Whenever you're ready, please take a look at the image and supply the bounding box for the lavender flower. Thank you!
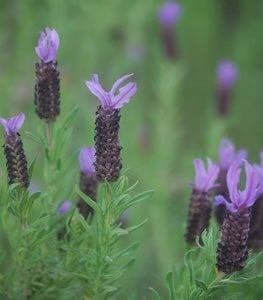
[158,1,182,60]
[77,147,98,218]
[248,153,263,250]
[85,74,137,182]
[34,27,60,122]
[0,113,29,188]
[215,138,247,224]
[216,61,239,117]
[215,160,261,273]
[158,1,182,27]
[58,200,72,214]
[35,27,60,63]
[185,158,219,245]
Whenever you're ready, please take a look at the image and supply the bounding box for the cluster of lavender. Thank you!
[0,27,137,221]
[185,138,263,274]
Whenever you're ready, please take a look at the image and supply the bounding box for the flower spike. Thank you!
[0,113,29,188]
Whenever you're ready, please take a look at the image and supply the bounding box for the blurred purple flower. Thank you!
[85,74,137,109]
[158,1,182,27]
[215,160,261,213]
[191,158,219,192]
[217,61,238,89]
[35,27,60,63]
[58,201,72,215]
[0,112,25,136]
[79,147,96,175]
[218,138,247,170]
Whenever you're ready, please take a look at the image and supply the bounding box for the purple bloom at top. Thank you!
[158,1,182,27]
[191,158,219,192]
[0,112,25,136]
[58,200,72,215]
[216,61,239,89]
[79,147,96,175]
[218,138,247,171]
[85,74,137,109]
[35,27,60,63]
[215,160,261,213]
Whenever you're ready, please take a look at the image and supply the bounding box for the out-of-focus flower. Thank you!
[0,113,29,188]
[79,147,96,175]
[35,27,60,63]
[158,1,182,27]
[217,61,238,89]
[215,60,239,117]
[58,201,72,215]
[77,147,97,219]
[85,74,137,109]
[185,158,219,245]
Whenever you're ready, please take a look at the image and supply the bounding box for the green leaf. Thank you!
[195,279,208,291]
[166,271,176,300]
[57,106,79,134]
[126,190,154,209]
[28,157,37,180]
[149,287,162,300]
[184,249,196,286]
[126,218,148,233]
[75,186,100,212]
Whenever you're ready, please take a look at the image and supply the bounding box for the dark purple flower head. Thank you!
[35,27,60,63]
[58,200,72,214]
[158,1,182,27]
[79,147,96,175]
[85,74,137,109]
[215,160,261,213]
[0,112,25,136]
[217,61,239,89]
[218,138,247,171]
[191,158,219,192]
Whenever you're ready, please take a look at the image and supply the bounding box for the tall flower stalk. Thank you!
[0,113,29,188]
[215,160,261,273]
[34,27,60,123]
[158,1,182,60]
[85,73,137,182]
[185,158,219,245]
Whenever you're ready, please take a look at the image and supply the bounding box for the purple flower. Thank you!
[0,112,25,136]
[158,1,182,27]
[79,147,96,175]
[85,74,137,109]
[218,138,247,170]
[35,27,60,63]
[215,160,261,213]
[217,61,239,89]
[191,158,219,192]
[58,201,72,214]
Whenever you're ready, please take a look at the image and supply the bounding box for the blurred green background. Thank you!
[1,0,263,298]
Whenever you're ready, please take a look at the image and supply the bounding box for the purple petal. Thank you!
[35,27,59,63]
[215,195,237,213]
[158,1,182,27]
[217,60,239,89]
[226,161,240,205]
[58,200,72,215]
[0,112,25,135]
[110,73,134,95]
[85,75,109,107]
[113,82,137,109]
[78,147,96,175]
